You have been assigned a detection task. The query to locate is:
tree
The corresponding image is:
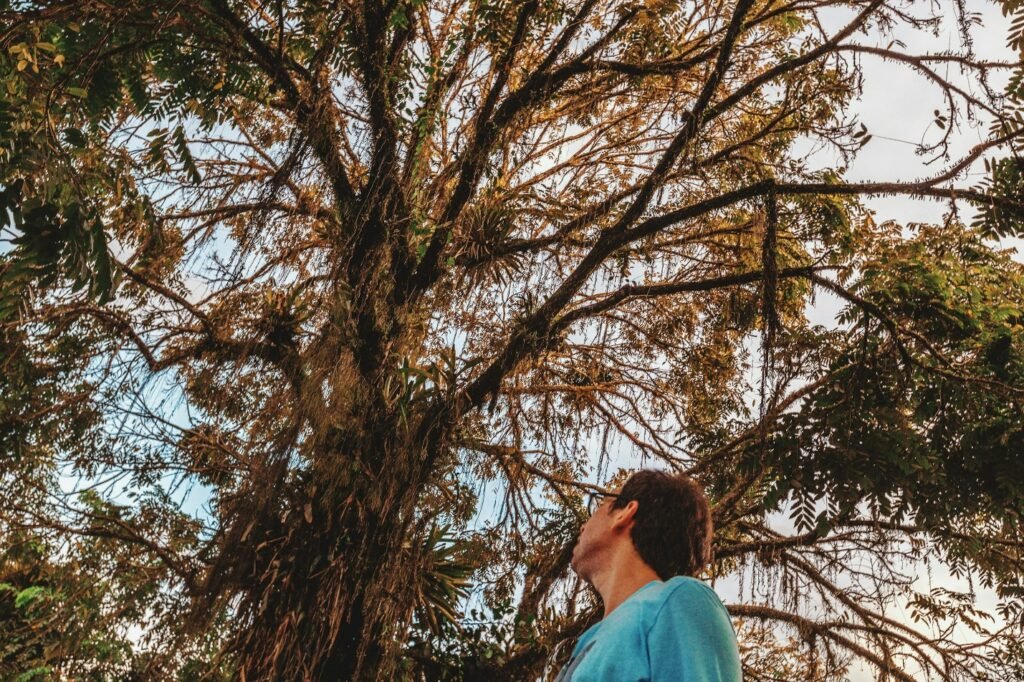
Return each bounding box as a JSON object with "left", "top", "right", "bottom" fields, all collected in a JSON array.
[{"left": 1, "top": 0, "right": 1023, "bottom": 679}]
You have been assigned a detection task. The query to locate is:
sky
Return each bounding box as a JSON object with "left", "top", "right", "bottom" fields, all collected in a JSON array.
[{"left": 819, "top": 0, "right": 1023, "bottom": 266}]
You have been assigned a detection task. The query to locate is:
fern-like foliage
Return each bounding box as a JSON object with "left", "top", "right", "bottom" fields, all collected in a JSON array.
[{"left": 412, "top": 525, "right": 474, "bottom": 637}]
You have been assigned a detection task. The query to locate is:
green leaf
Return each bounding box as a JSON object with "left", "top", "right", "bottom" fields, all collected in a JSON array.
[
  {"left": 88, "top": 216, "right": 113, "bottom": 303},
  {"left": 172, "top": 125, "right": 202, "bottom": 184},
  {"left": 14, "top": 585, "right": 49, "bottom": 609},
  {"left": 63, "top": 127, "right": 86, "bottom": 148},
  {"left": 14, "top": 667, "right": 52, "bottom": 682}
]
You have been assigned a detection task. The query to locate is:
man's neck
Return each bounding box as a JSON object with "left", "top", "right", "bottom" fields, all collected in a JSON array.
[{"left": 590, "top": 554, "right": 662, "bottom": 618}]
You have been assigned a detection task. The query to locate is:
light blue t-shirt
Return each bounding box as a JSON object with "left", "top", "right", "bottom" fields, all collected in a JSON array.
[{"left": 555, "top": 576, "right": 741, "bottom": 681}]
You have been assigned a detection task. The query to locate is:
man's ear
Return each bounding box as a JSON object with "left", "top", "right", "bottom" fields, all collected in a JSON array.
[{"left": 610, "top": 499, "right": 639, "bottom": 531}]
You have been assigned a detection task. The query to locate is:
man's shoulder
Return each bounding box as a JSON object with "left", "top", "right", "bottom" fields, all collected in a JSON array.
[
  {"left": 647, "top": 576, "right": 731, "bottom": 625},
  {"left": 649, "top": 575, "right": 722, "bottom": 605},
  {"left": 598, "top": 577, "right": 730, "bottom": 639},
  {"left": 661, "top": 575, "right": 723, "bottom": 598},
  {"left": 612, "top": 577, "right": 724, "bottom": 615},
  {"left": 645, "top": 577, "right": 742, "bottom": 680},
  {"left": 558, "top": 578, "right": 739, "bottom": 682}
]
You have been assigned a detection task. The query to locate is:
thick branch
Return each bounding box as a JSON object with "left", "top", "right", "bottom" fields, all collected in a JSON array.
[
  {"left": 726, "top": 603, "right": 918, "bottom": 682},
  {"left": 554, "top": 266, "right": 832, "bottom": 331}
]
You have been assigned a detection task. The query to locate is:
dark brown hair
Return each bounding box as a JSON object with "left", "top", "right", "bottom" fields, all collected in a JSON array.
[{"left": 611, "top": 470, "right": 713, "bottom": 579}]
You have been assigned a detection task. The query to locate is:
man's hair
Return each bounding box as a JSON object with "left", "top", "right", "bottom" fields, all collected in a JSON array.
[{"left": 611, "top": 470, "right": 712, "bottom": 579}]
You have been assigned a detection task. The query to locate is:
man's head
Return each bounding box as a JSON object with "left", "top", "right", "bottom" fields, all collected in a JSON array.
[{"left": 571, "top": 470, "right": 713, "bottom": 582}]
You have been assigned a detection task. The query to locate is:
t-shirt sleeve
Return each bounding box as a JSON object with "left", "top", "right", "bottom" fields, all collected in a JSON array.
[{"left": 646, "top": 581, "right": 743, "bottom": 682}]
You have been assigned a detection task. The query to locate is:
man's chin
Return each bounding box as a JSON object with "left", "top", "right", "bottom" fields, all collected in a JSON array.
[{"left": 569, "top": 548, "right": 588, "bottom": 580}]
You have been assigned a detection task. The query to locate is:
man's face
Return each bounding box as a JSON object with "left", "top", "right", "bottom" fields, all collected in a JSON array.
[{"left": 571, "top": 490, "right": 622, "bottom": 581}]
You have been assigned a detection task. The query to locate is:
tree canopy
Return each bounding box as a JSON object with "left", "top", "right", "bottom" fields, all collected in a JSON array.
[{"left": 1, "top": 0, "right": 1023, "bottom": 680}]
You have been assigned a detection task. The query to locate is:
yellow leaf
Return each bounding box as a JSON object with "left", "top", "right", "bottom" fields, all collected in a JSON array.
[
  {"left": 16, "top": 60, "right": 27, "bottom": 72},
  {"left": 54, "top": 54, "right": 65, "bottom": 67}
]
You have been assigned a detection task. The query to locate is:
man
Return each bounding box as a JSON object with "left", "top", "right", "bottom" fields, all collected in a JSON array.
[{"left": 555, "top": 469, "right": 742, "bottom": 681}]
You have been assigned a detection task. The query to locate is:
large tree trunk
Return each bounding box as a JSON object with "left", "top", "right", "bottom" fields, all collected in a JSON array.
[
  {"left": 227, "top": 491, "right": 415, "bottom": 680},
  {"left": 203, "top": 404, "right": 441, "bottom": 680}
]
